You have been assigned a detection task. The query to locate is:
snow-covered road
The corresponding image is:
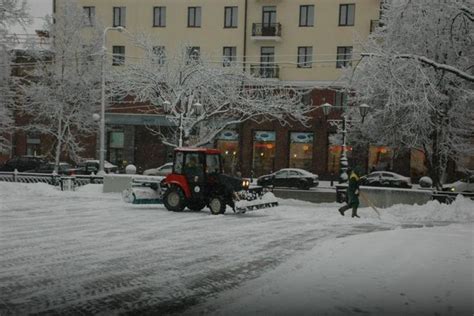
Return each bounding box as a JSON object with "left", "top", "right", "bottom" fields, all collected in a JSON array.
[{"left": 0, "top": 183, "right": 472, "bottom": 315}]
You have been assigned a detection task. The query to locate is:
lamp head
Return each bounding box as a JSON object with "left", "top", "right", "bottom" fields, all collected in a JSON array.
[
  {"left": 92, "top": 113, "right": 100, "bottom": 122},
  {"left": 359, "top": 103, "right": 370, "bottom": 122},
  {"left": 321, "top": 102, "right": 332, "bottom": 117},
  {"left": 163, "top": 100, "right": 171, "bottom": 112},
  {"left": 194, "top": 102, "right": 203, "bottom": 115}
]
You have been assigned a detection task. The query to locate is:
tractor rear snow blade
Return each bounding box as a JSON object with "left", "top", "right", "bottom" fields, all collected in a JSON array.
[{"left": 122, "top": 181, "right": 164, "bottom": 205}]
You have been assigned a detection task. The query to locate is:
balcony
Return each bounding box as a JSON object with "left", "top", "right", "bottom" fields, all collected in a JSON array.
[
  {"left": 250, "top": 64, "right": 280, "bottom": 79},
  {"left": 251, "top": 23, "right": 282, "bottom": 41}
]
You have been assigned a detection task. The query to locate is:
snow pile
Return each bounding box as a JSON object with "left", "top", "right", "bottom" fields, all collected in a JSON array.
[
  {"left": 75, "top": 183, "right": 103, "bottom": 194},
  {"left": 0, "top": 182, "right": 61, "bottom": 199},
  {"left": 382, "top": 195, "right": 474, "bottom": 223}
]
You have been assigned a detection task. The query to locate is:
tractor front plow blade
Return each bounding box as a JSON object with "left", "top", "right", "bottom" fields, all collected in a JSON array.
[{"left": 235, "top": 192, "right": 279, "bottom": 213}]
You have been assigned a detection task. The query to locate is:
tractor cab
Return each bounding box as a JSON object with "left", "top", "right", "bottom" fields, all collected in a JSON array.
[{"left": 168, "top": 148, "right": 223, "bottom": 200}]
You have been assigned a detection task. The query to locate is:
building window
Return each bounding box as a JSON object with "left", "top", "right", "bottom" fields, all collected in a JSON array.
[
  {"left": 153, "top": 46, "right": 166, "bottom": 64},
  {"left": 186, "top": 46, "right": 200, "bottom": 63},
  {"left": 289, "top": 132, "right": 313, "bottom": 170},
  {"left": 26, "top": 134, "right": 41, "bottom": 156},
  {"left": 334, "top": 91, "right": 348, "bottom": 107},
  {"left": 113, "top": 7, "right": 126, "bottom": 27},
  {"left": 339, "top": 4, "right": 355, "bottom": 26},
  {"left": 112, "top": 46, "right": 125, "bottom": 66},
  {"left": 188, "top": 7, "right": 201, "bottom": 27},
  {"left": 224, "top": 6, "right": 238, "bottom": 28},
  {"left": 108, "top": 131, "right": 124, "bottom": 167},
  {"left": 297, "top": 46, "right": 312, "bottom": 68},
  {"left": 252, "top": 131, "right": 276, "bottom": 176},
  {"left": 223, "top": 47, "right": 237, "bottom": 66},
  {"left": 336, "top": 46, "right": 352, "bottom": 68},
  {"left": 299, "top": 5, "right": 314, "bottom": 27},
  {"left": 153, "top": 6, "right": 166, "bottom": 27},
  {"left": 83, "top": 6, "right": 95, "bottom": 26}
]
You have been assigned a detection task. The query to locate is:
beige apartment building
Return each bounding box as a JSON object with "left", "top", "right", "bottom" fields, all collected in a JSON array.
[
  {"left": 62, "top": 0, "right": 380, "bottom": 83},
  {"left": 51, "top": 0, "right": 403, "bottom": 179}
]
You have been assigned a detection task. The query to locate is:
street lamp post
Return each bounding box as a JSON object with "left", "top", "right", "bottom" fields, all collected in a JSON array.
[
  {"left": 321, "top": 102, "right": 370, "bottom": 182},
  {"left": 97, "top": 26, "right": 124, "bottom": 176}
]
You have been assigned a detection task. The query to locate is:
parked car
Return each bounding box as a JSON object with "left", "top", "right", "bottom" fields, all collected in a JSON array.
[
  {"left": 0, "top": 156, "right": 47, "bottom": 172},
  {"left": 143, "top": 162, "right": 173, "bottom": 176},
  {"left": 76, "top": 160, "right": 118, "bottom": 175},
  {"left": 442, "top": 174, "right": 474, "bottom": 193},
  {"left": 257, "top": 168, "right": 319, "bottom": 190},
  {"left": 360, "top": 171, "right": 412, "bottom": 188},
  {"left": 25, "top": 162, "right": 80, "bottom": 175}
]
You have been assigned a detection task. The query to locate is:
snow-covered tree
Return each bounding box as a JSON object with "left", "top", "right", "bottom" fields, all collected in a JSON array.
[
  {"left": 0, "top": 0, "right": 30, "bottom": 152},
  {"left": 111, "top": 36, "right": 313, "bottom": 147},
  {"left": 18, "top": 1, "right": 102, "bottom": 169},
  {"left": 346, "top": 0, "right": 473, "bottom": 188}
]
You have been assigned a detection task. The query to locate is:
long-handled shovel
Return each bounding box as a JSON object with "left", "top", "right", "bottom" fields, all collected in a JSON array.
[{"left": 359, "top": 191, "right": 381, "bottom": 218}]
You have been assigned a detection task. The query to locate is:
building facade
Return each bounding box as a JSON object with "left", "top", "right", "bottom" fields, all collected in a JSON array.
[{"left": 46, "top": 0, "right": 435, "bottom": 179}]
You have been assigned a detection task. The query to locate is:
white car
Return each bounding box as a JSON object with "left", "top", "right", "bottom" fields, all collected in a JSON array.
[
  {"left": 443, "top": 175, "right": 474, "bottom": 193},
  {"left": 143, "top": 162, "right": 173, "bottom": 176},
  {"left": 360, "top": 171, "right": 412, "bottom": 188}
]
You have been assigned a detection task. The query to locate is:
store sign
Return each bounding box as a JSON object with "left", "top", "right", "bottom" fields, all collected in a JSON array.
[
  {"left": 218, "top": 130, "right": 239, "bottom": 141},
  {"left": 290, "top": 132, "right": 313, "bottom": 143},
  {"left": 254, "top": 131, "right": 275, "bottom": 142}
]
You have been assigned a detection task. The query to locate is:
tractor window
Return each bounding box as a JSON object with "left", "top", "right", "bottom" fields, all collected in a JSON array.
[
  {"left": 206, "top": 154, "right": 220, "bottom": 174},
  {"left": 184, "top": 153, "right": 204, "bottom": 178},
  {"left": 174, "top": 152, "right": 184, "bottom": 174}
]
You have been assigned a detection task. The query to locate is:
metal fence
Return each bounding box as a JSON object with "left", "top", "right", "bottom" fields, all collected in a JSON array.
[{"left": 0, "top": 171, "right": 103, "bottom": 189}]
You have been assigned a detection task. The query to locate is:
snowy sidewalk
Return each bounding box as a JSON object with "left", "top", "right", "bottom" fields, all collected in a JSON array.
[{"left": 188, "top": 224, "right": 473, "bottom": 315}]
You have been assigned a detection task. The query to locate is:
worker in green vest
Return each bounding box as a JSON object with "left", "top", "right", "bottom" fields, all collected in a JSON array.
[{"left": 338, "top": 167, "right": 362, "bottom": 218}]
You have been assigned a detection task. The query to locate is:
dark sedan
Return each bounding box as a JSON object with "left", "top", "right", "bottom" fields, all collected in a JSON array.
[
  {"left": 0, "top": 156, "right": 47, "bottom": 172},
  {"left": 257, "top": 168, "right": 319, "bottom": 190},
  {"left": 360, "top": 171, "right": 412, "bottom": 188},
  {"left": 25, "top": 162, "right": 80, "bottom": 175}
]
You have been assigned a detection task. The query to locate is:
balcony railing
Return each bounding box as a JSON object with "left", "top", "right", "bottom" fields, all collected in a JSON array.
[
  {"left": 251, "top": 23, "right": 282, "bottom": 37},
  {"left": 250, "top": 64, "right": 280, "bottom": 79}
]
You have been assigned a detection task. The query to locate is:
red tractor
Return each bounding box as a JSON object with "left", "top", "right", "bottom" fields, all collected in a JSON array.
[{"left": 123, "top": 147, "right": 278, "bottom": 214}]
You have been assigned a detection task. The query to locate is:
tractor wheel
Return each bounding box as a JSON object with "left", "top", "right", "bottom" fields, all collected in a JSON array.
[
  {"left": 163, "top": 185, "right": 186, "bottom": 212},
  {"left": 188, "top": 200, "right": 206, "bottom": 211},
  {"left": 209, "top": 196, "right": 226, "bottom": 215}
]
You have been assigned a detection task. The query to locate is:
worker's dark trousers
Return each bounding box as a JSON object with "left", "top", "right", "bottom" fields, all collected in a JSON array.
[{"left": 339, "top": 204, "right": 358, "bottom": 217}]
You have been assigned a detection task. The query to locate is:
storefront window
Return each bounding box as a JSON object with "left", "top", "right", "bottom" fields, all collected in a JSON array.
[
  {"left": 368, "top": 145, "right": 393, "bottom": 171},
  {"left": 289, "top": 132, "right": 313, "bottom": 170},
  {"left": 216, "top": 130, "right": 239, "bottom": 175},
  {"left": 252, "top": 131, "right": 276, "bottom": 176},
  {"left": 410, "top": 148, "right": 427, "bottom": 178},
  {"left": 327, "top": 133, "right": 352, "bottom": 174}
]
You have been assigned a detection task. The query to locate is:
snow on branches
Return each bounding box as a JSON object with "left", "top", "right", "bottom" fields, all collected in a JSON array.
[
  {"left": 0, "top": 0, "right": 30, "bottom": 152},
  {"left": 110, "top": 35, "right": 313, "bottom": 147},
  {"left": 18, "top": 1, "right": 103, "bottom": 167},
  {"left": 346, "top": 0, "right": 474, "bottom": 187}
]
